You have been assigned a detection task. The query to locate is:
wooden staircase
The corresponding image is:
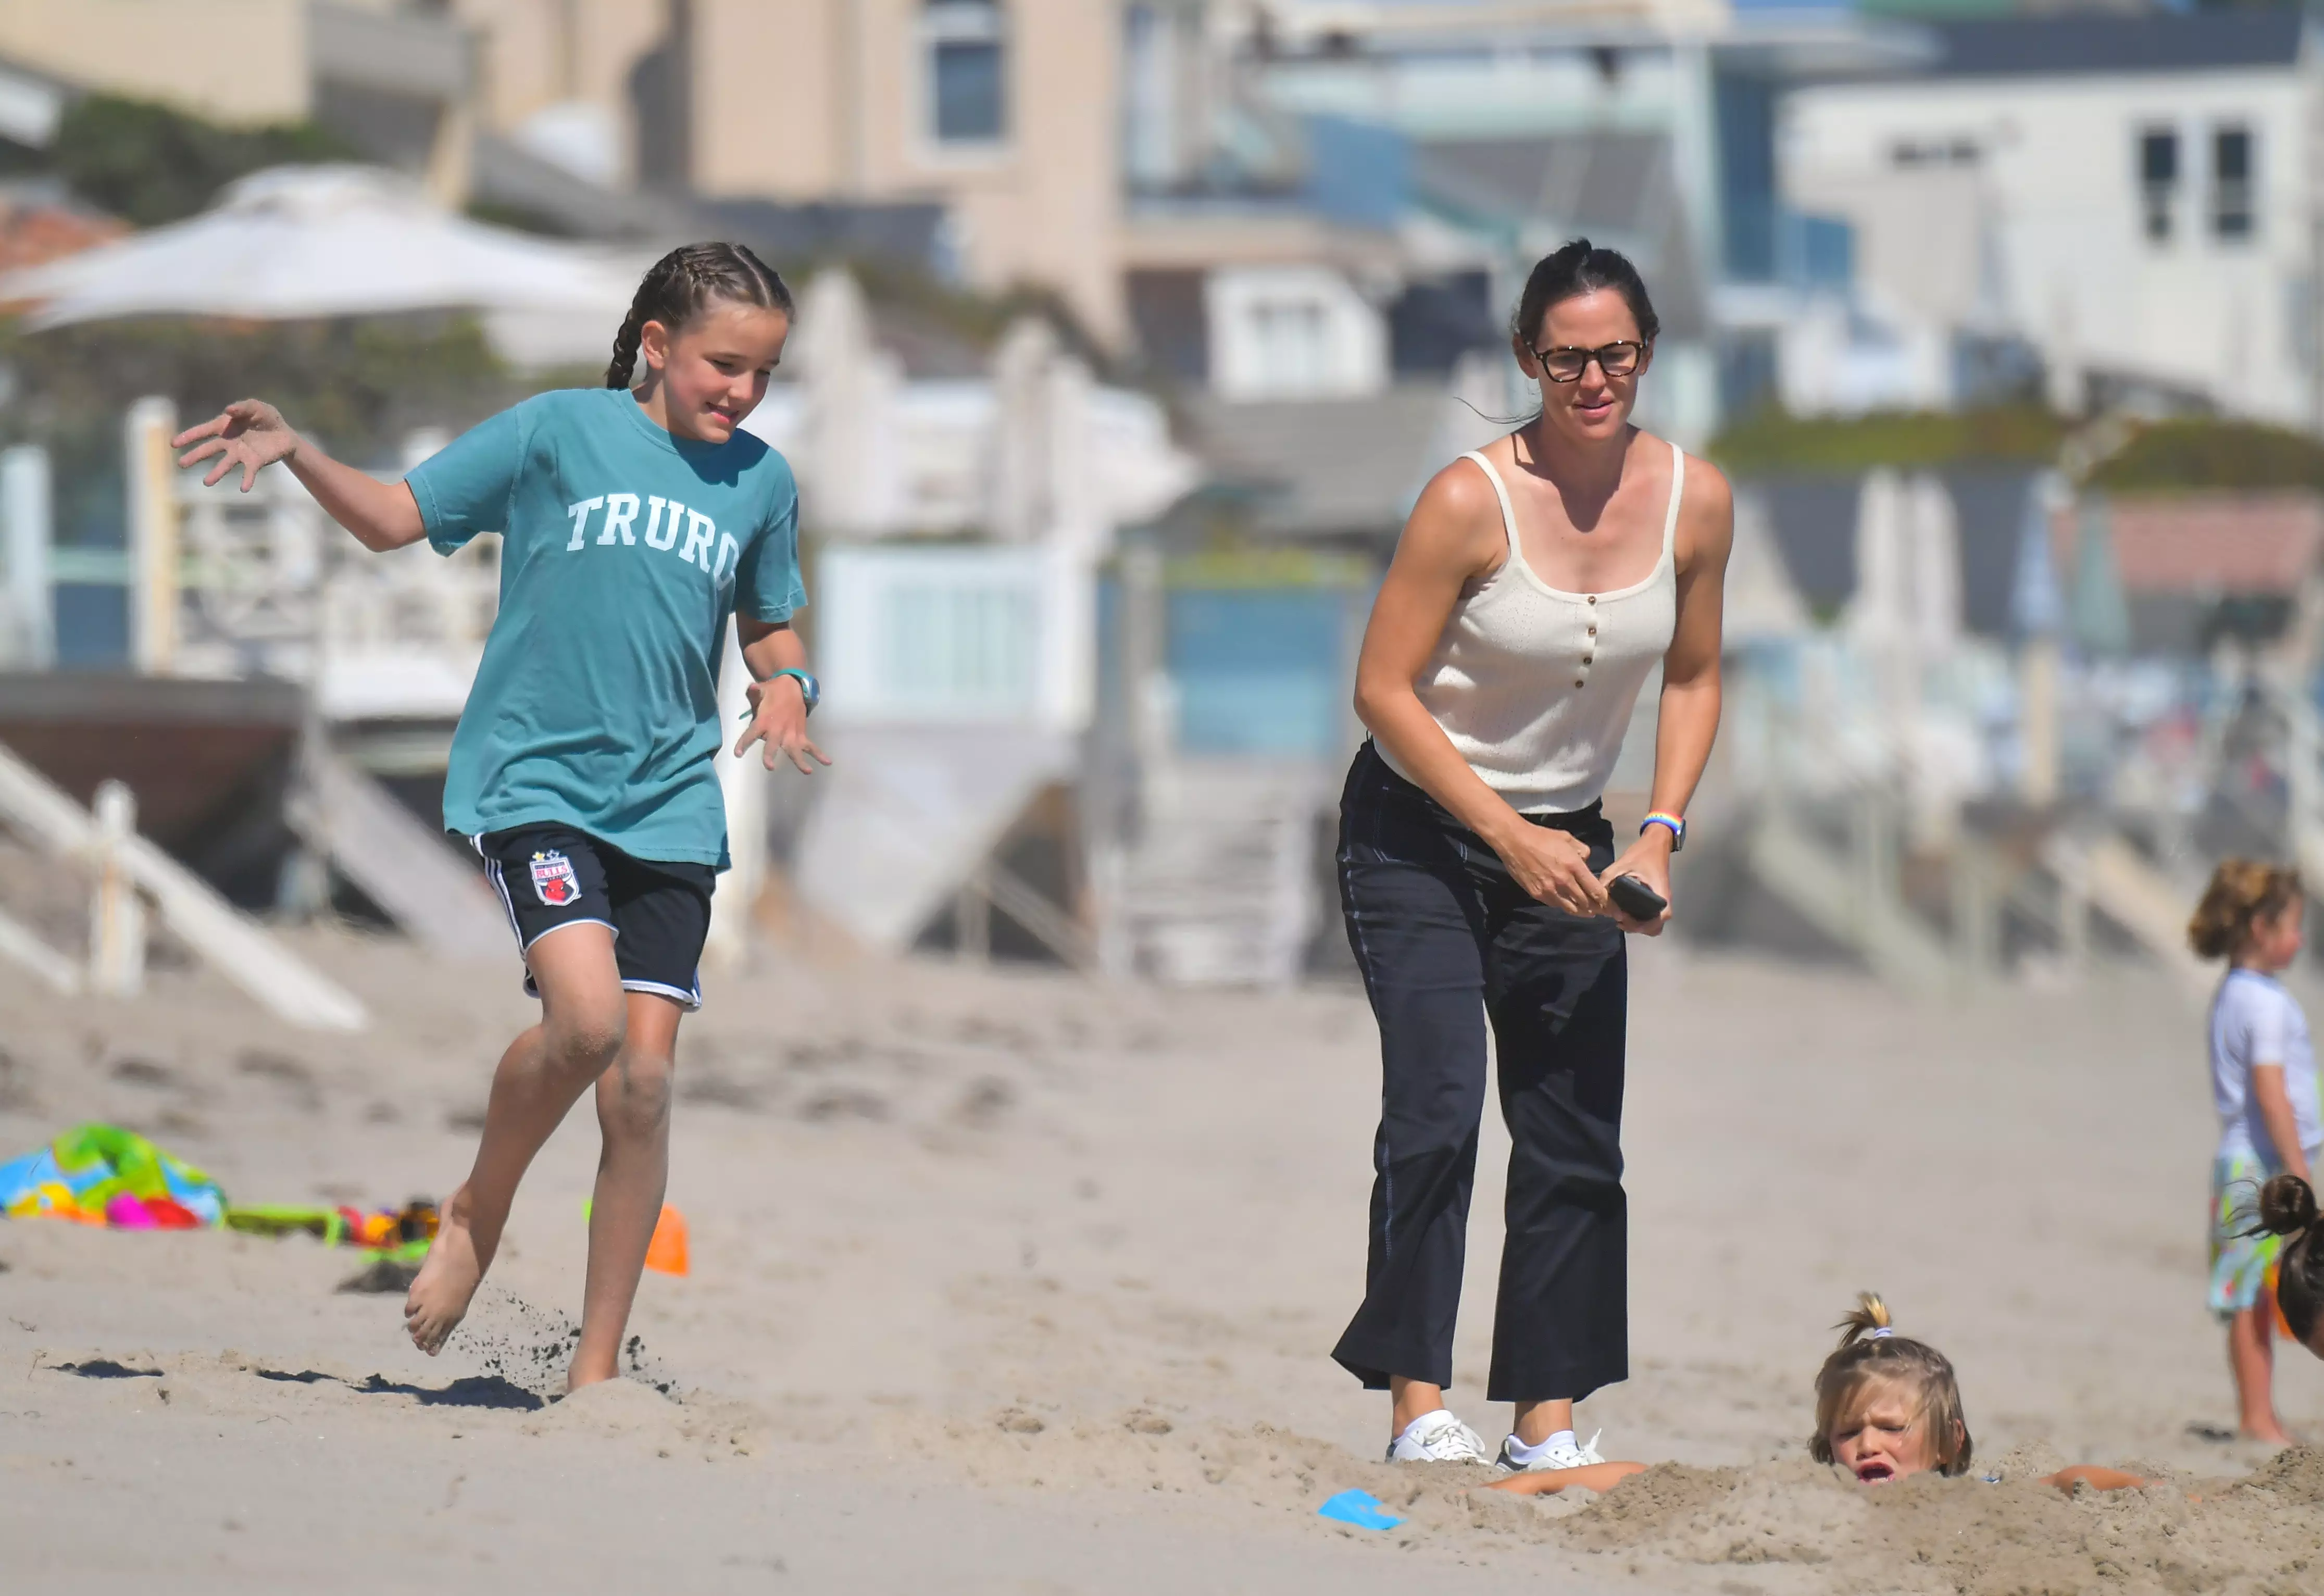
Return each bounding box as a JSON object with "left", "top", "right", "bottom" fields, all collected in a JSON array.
[{"left": 1102, "top": 758, "right": 1329, "bottom": 988}]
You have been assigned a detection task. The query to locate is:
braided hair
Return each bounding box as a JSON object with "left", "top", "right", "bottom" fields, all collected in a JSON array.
[
  {"left": 1808, "top": 1293, "right": 1974, "bottom": 1476},
  {"left": 2247, "top": 1175, "right": 2324, "bottom": 1344},
  {"left": 605, "top": 242, "right": 795, "bottom": 391}
]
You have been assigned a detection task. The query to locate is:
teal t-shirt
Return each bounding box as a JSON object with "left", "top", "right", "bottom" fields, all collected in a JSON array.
[{"left": 408, "top": 386, "right": 805, "bottom": 869}]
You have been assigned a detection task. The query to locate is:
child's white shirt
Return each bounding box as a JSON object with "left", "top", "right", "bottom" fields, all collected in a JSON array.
[{"left": 2211, "top": 968, "right": 2322, "bottom": 1165}]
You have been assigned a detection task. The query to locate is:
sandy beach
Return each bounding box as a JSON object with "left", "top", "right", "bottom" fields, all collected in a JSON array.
[{"left": 4, "top": 921, "right": 2322, "bottom": 1593}]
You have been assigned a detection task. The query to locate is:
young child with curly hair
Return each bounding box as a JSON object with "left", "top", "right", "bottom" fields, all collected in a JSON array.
[{"left": 2189, "top": 859, "right": 2316, "bottom": 1442}]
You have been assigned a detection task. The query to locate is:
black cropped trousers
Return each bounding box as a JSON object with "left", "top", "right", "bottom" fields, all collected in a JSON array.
[{"left": 1331, "top": 742, "right": 1629, "bottom": 1404}]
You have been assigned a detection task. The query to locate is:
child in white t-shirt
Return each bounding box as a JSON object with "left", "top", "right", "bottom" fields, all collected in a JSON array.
[{"left": 2189, "top": 859, "right": 2318, "bottom": 1445}]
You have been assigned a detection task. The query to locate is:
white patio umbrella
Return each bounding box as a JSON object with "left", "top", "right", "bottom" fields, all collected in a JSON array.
[{"left": 0, "top": 164, "right": 636, "bottom": 327}]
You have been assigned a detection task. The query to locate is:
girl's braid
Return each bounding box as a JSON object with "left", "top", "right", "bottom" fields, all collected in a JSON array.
[{"left": 605, "top": 244, "right": 792, "bottom": 390}]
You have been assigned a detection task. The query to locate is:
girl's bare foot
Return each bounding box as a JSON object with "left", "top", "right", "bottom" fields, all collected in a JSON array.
[
  {"left": 2240, "top": 1425, "right": 2296, "bottom": 1447},
  {"left": 404, "top": 1196, "right": 486, "bottom": 1355}
]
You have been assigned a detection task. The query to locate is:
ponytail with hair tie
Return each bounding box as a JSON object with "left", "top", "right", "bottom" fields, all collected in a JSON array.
[
  {"left": 2246, "top": 1173, "right": 2324, "bottom": 1344},
  {"left": 1833, "top": 1291, "right": 1893, "bottom": 1349}
]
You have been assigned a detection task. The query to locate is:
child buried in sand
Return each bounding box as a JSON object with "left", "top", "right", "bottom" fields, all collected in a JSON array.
[
  {"left": 1484, "top": 1287, "right": 2244, "bottom": 1501},
  {"left": 1814, "top": 1294, "right": 2150, "bottom": 1492}
]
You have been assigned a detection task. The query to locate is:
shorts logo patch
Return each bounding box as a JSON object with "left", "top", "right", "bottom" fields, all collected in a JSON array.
[{"left": 529, "top": 850, "right": 581, "bottom": 908}]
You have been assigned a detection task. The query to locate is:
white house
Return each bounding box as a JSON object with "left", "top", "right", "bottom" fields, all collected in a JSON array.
[{"left": 1782, "top": 12, "right": 2322, "bottom": 426}]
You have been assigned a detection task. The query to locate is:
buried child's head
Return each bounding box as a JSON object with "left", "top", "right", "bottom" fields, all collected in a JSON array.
[{"left": 1809, "top": 1294, "right": 1972, "bottom": 1484}]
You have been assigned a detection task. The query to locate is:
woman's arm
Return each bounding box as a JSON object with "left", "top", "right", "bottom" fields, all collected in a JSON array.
[
  {"left": 2252, "top": 1065, "right": 2314, "bottom": 1182},
  {"left": 733, "top": 617, "right": 831, "bottom": 775},
  {"left": 1353, "top": 461, "right": 1607, "bottom": 915},
  {"left": 1597, "top": 459, "right": 1733, "bottom": 932},
  {"left": 2041, "top": 1465, "right": 2149, "bottom": 1493},
  {"left": 1483, "top": 1460, "right": 1648, "bottom": 1496},
  {"left": 174, "top": 400, "right": 426, "bottom": 552}
]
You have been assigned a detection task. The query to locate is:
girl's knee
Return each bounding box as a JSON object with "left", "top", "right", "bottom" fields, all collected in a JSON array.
[
  {"left": 599, "top": 1050, "right": 673, "bottom": 1136},
  {"left": 547, "top": 1002, "right": 627, "bottom": 1075}
]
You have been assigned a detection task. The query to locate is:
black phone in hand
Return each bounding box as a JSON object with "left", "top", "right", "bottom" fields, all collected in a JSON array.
[{"left": 1608, "top": 874, "right": 1667, "bottom": 922}]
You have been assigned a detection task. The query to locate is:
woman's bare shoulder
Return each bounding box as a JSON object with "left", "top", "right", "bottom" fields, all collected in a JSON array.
[
  {"left": 1417, "top": 451, "right": 1504, "bottom": 516},
  {"left": 1398, "top": 454, "right": 1509, "bottom": 570},
  {"left": 1661, "top": 438, "right": 1733, "bottom": 568}
]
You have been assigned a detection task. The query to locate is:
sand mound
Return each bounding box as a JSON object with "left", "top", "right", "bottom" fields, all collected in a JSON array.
[
  {"left": 2234, "top": 1444, "right": 2324, "bottom": 1507},
  {"left": 899, "top": 1397, "right": 2324, "bottom": 1588},
  {"left": 1542, "top": 1452, "right": 2324, "bottom": 1595}
]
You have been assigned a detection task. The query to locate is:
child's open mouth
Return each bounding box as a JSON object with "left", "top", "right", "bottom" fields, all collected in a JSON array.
[{"left": 1854, "top": 1460, "right": 1896, "bottom": 1483}]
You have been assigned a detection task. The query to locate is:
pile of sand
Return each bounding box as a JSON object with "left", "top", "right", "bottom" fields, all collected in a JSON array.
[{"left": 1550, "top": 1446, "right": 2324, "bottom": 1594}]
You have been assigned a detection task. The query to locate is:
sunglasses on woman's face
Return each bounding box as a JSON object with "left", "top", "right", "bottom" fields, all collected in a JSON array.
[{"left": 1530, "top": 341, "right": 1648, "bottom": 383}]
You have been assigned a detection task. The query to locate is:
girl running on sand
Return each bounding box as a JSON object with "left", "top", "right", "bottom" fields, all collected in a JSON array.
[
  {"left": 173, "top": 243, "right": 823, "bottom": 1390},
  {"left": 2188, "top": 861, "right": 2318, "bottom": 1442}
]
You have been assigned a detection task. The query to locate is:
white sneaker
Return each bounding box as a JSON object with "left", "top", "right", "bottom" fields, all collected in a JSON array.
[
  {"left": 1497, "top": 1428, "right": 1605, "bottom": 1472},
  {"left": 1386, "top": 1408, "right": 1492, "bottom": 1464}
]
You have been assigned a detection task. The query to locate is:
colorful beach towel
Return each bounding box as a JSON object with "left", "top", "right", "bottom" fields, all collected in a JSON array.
[{"left": 0, "top": 1123, "right": 226, "bottom": 1228}]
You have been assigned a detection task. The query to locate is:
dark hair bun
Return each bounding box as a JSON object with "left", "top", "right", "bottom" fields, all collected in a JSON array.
[
  {"left": 2258, "top": 1174, "right": 2321, "bottom": 1237},
  {"left": 1511, "top": 238, "right": 1660, "bottom": 350}
]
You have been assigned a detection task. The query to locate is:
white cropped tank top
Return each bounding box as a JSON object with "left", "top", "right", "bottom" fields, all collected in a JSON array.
[{"left": 1378, "top": 440, "right": 1682, "bottom": 815}]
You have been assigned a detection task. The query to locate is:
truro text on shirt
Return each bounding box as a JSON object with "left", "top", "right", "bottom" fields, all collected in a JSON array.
[{"left": 562, "top": 493, "right": 741, "bottom": 583}]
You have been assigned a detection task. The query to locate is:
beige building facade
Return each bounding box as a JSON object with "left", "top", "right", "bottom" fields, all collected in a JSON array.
[
  {"left": 0, "top": 0, "right": 477, "bottom": 203},
  {"left": 0, "top": 2, "right": 1131, "bottom": 343},
  {"left": 686, "top": 0, "right": 1125, "bottom": 344},
  {"left": 443, "top": 0, "right": 1126, "bottom": 342},
  {"left": 0, "top": 0, "right": 310, "bottom": 123}
]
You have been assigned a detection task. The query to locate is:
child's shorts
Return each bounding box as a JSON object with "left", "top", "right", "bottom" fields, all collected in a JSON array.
[
  {"left": 2209, "top": 1151, "right": 2285, "bottom": 1318},
  {"left": 469, "top": 823, "right": 715, "bottom": 1011}
]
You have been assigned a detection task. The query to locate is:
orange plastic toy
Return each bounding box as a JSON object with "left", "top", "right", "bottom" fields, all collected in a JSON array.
[
  {"left": 645, "top": 1204, "right": 689, "bottom": 1275},
  {"left": 580, "top": 1198, "right": 689, "bottom": 1275}
]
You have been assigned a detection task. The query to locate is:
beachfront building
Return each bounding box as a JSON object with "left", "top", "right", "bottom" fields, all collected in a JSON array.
[
  {"left": 1780, "top": 11, "right": 2324, "bottom": 428},
  {"left": 0, "top": 1, "right": 479, "bottom": 205}
]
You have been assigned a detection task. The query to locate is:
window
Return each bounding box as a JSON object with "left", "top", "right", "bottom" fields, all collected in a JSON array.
[
  {"left": 2139, "top": 127, "right": 2178, "bottom": 243},
  {"left": 924, "top": 0, "right": 1006, "bottom": 146},
  {"left": 2214, "top": 126, "right": 2255, "bottom": 241}
]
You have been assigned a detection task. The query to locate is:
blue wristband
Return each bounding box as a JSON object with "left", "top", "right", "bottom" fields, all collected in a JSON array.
[{"left": 765, "top": 667, "right": 819, "bottom": 714}]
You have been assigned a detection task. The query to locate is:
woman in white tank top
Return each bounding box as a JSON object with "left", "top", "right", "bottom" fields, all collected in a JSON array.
[{"left": 1332, "top": 241, "right": 1732, "bottom": 1472}]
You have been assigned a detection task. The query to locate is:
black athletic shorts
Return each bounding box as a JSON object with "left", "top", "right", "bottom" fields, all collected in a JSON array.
[{"left": 468, "top": 822, "right": 716, "bottom": 1010}]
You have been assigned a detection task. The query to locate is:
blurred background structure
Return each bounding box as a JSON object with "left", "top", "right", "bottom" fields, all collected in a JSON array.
[{"left": 5, "top": 0, "right": 2324, "bottom": 1012}]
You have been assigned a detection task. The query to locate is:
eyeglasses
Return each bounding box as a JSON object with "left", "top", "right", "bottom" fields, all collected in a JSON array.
[{"left": 1530, "top": 340, "right": 1648, "bottom": 383}]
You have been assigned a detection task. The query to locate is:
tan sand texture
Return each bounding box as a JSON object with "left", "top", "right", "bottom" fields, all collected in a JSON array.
[{"left": 3, "top": 926, "right": 2322, "bottom": 1592}]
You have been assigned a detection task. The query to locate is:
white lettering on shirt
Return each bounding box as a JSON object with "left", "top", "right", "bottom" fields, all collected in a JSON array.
[
  {"left": 598, "top": 492, "right": 641, "bottom": 545},
  {"left": 564, "top": 495, "right": 606, "bottom": 552},
  {"left": 713, "top": 531, "right": 740, "bottom": 584},
  {"left": 644, "top": 496, "right": 681, "bottom": 551},
  {"left": 680, "top": 509, "right": 718, "bottom": 572}
]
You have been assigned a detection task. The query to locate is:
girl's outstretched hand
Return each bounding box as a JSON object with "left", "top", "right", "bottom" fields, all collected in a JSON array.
[
  {"left": 173, "top": 399, "right": 299, "bottom": 491},
  {"left": 734, "top": 675, "right": 832, "bottom": 775}
]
